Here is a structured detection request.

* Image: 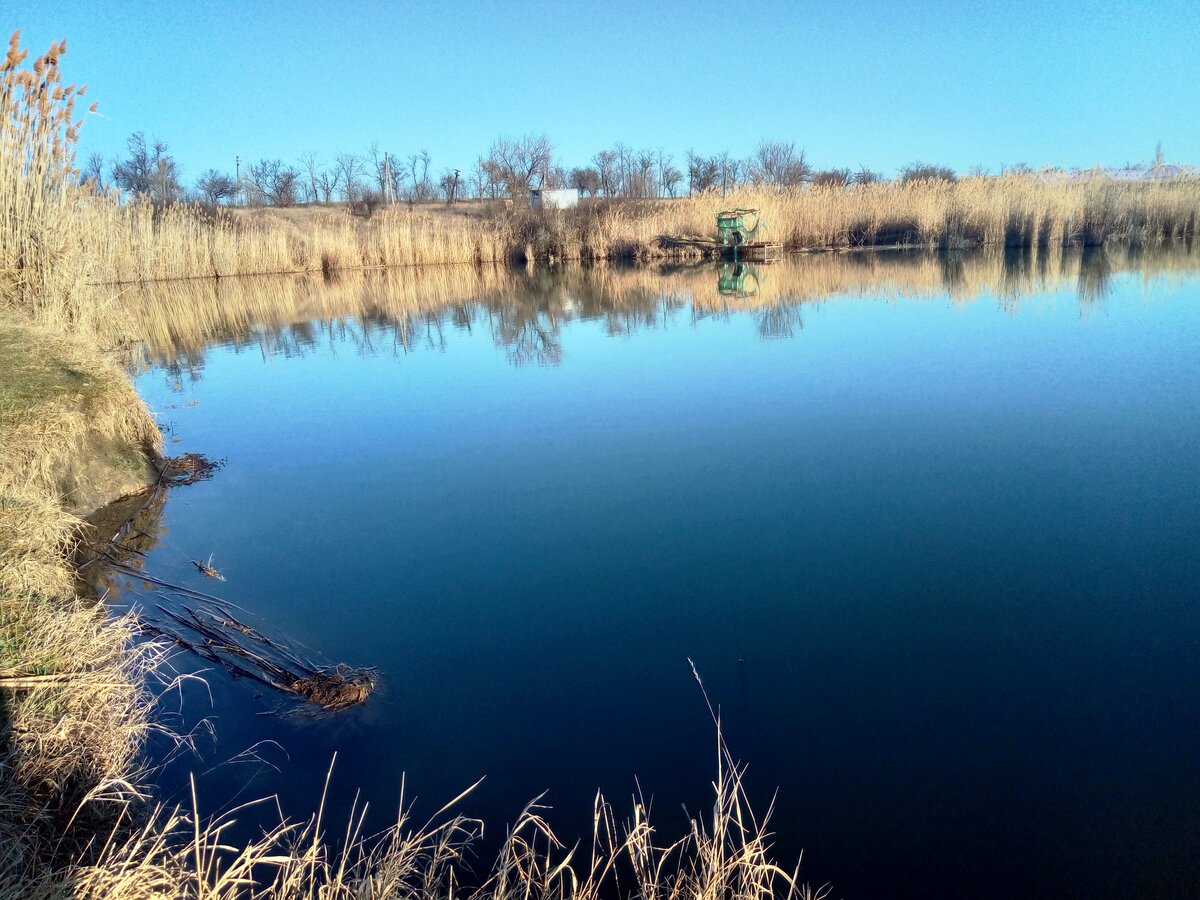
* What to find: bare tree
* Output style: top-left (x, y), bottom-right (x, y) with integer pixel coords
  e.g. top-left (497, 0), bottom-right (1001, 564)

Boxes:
top-left (113, 132), bottom-right (183, 203)
top-left (854, 166), bottom-right (882, 185)
top-left (405, 150), bottom-right (433, 201)
top-left (438, 168), bottom-right (461, 204)
top-left (655, 150), bottom-right (680, 198)
top-left (544, 164), bottom-right (568, 190)
top-left (630, 150), bottom-right (657, 197)
top-left (334, 153), bottom-right (365, 201)
top-left (661, 163), bottom-right (683, 197)
top-left (716, 152), bottom-right (742, 195)
top-left (367, 143), bottom-right (402, 201)
top-left (81, 151), bottom-right (108, 192)
top-left (593, 150), bottom-right (618, 197)
top-left (471, 156), bottom-right (494, 200)
top-left (368, 142), bottom-right (386, 194)
top-left (810, 168), bottom-right (851, 187)
top-left (314, 167), bottom-right (341, 203)
top-left (484, 134), bottom-right (553, 201)
top-left (298, 151), bottom-right (323, 203)
top-left (246, 159), bottom-right (300, 206)
top-left (613, 142), bottom-right (633, 196)
top-left (570, 166), bottom-right (601, 197)
top-left (686, 150), bottom-right (719, 194)
top-left (195, 169), bottom-right (239, 204)
top-left (898, 161), bottom-right (957, 183)
top-left (748, 140), bottom-right (810, 187)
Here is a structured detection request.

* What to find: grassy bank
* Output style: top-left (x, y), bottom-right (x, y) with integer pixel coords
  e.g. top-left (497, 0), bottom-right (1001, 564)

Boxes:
top-left (0, 31), bottom-right (165, 893)
top-left (0, 322), bottom-right (162, 890)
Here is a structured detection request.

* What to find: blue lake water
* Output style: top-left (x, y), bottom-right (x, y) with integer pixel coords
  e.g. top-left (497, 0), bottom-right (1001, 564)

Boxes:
top-left (120, 251), bottom-right (1200, 899)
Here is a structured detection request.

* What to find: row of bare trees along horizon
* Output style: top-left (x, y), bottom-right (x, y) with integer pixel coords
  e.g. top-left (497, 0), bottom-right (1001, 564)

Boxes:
top-left (82, 133), bottom-right (972, 208)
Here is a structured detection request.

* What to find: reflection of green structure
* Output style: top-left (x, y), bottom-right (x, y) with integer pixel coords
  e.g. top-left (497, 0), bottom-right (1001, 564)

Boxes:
top-left (717, 262), bottom-right (762, 299)
top-left (716, 208), bottom-right (765, 260)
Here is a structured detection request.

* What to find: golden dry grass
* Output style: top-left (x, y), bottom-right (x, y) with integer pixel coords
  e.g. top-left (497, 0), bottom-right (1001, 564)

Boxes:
top-left (2, 35), bottom-right (166, 888)
top-left (14, 715), bottom-right (828, 900)
top-left (0, 321), bottom-right (164, 889)
top-left (62, 176), bottom-right (1200, 288)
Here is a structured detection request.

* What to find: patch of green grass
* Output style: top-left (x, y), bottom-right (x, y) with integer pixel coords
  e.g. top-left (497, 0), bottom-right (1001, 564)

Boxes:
top-left (0, 324), bottom-right (102, 421)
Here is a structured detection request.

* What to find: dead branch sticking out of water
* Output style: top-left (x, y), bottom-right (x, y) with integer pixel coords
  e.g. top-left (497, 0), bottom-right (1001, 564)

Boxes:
top-left (146, 598), bottom-right (377, 712)
top-left (80, 462), bottom-right (375, 712)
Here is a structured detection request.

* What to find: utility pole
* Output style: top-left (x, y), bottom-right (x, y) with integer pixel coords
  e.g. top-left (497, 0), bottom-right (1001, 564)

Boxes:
top-left (383, 154), bottom-right (395, 203)
top-left (235, 156), bottom-right (241, 205)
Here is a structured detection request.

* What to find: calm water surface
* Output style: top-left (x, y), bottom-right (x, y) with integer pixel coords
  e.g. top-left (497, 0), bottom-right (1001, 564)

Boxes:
top-left (122, 252), bottom-right (1200, 899)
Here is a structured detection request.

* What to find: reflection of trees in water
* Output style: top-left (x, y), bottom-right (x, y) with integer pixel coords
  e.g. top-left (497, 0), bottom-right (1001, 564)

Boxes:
top-left (1077, 246), bottom-right (1113, 308)
top-left (756, 304), bottom-right (804, 339)
top-left (486, 305), bottom-right (563, 366)
top-left (128, 244), bottom-right (1200, 373)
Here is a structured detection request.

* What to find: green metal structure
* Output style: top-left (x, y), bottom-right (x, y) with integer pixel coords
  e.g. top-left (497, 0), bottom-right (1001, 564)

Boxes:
top-left (717, 262), bottom-right (761, 299)
top-left (716, 208), bottom-right (765, 259)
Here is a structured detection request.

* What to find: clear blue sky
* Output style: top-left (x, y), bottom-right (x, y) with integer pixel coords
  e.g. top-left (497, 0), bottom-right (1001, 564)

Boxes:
top-left (9, 0), bottom-right (1200, 183)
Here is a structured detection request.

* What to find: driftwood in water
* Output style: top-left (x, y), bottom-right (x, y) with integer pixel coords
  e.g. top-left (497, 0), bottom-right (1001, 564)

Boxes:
top-left (147, 600), bottom-right (377, 712)
top-left (190, 555), bottom-right (226, 581)
top-left (80, 453), bottom-right (375, 713)
top-left (156, 452), bottom-right (224, 487)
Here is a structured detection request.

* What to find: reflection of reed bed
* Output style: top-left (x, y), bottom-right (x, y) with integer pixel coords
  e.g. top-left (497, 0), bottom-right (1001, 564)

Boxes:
top-left (124, 245), bottom-right (1200, 366)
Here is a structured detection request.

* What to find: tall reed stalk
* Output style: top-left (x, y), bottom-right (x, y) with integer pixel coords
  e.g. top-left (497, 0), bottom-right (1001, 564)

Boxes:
top-left (0, 31), bottom-right (102, 327)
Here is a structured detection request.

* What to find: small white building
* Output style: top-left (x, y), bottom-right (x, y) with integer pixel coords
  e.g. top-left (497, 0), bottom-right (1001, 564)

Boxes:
top-left (530, 188), bottom-right (579, 210)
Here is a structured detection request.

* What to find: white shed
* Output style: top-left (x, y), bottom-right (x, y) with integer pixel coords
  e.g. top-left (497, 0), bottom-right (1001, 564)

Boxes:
top-left (530, 188), bottom-right (579, 210)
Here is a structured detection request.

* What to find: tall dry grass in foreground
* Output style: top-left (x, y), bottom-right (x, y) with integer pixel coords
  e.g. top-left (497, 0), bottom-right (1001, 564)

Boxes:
top-left (0, 323), bottom-right (163, 889)
top-left (23, 702), bottom-right (826, 900)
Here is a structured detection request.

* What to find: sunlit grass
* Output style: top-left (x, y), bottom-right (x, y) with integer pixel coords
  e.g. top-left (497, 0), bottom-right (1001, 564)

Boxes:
top-left (66, 176), bottom-right (1200, 287)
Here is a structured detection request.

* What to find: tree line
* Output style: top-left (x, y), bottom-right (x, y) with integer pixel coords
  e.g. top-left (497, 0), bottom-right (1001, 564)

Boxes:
top-left (82, 133), bottom-right (962, 207)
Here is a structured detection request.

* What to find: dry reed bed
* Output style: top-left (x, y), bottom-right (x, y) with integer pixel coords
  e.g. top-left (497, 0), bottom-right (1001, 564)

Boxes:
top-left (1, 34), bottom-right (166, 892)
top-left (24, 721), bottom-right (828, 900)
top-left (78, 201), bottom-right (514, 284)
top-left (73, 176), bottom-right (1200, 286)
